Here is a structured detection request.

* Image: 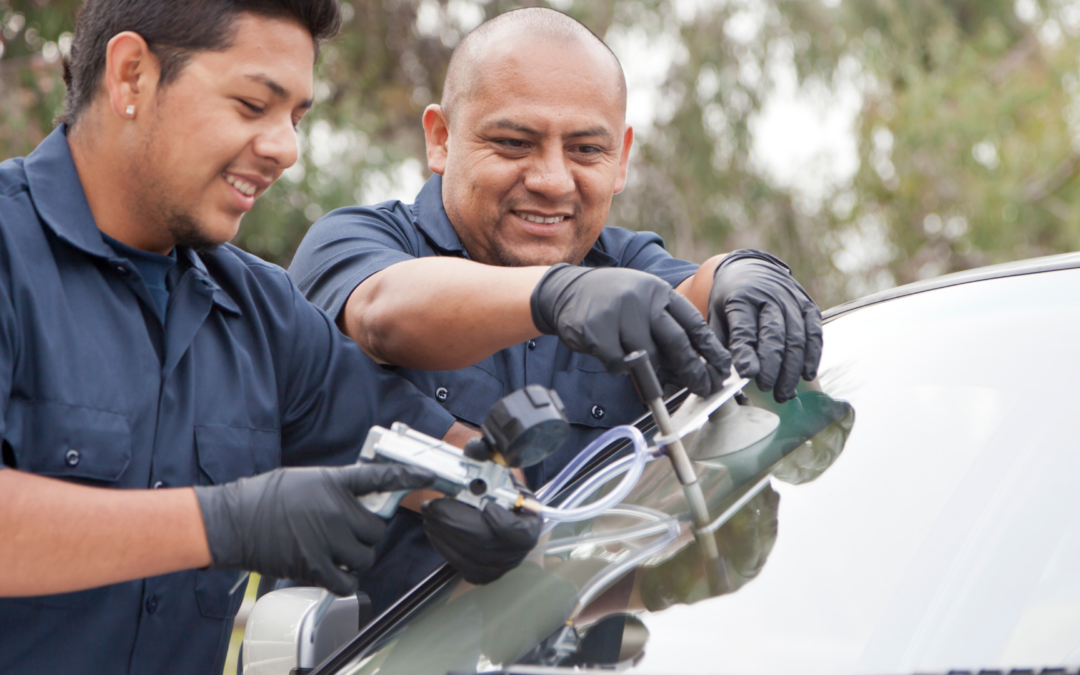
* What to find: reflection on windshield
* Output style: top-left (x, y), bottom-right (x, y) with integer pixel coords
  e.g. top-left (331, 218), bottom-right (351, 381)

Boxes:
top-left (638, 484), bottom-right (780, 611)
top-left (345, 388), bottom-right (855, 675)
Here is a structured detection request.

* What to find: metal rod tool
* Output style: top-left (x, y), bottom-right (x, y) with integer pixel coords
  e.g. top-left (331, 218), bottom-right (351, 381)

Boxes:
top-left (624, 351), bottom-right (719, 560)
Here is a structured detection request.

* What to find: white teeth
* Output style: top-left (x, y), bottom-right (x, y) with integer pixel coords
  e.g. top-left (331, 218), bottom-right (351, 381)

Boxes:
top-left (225, 174), bottom-right (257, 197)
top-left (518, 212), bottom-right (566, 225)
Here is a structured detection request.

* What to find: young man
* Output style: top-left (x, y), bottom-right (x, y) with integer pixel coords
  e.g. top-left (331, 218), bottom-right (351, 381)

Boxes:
top-left (290, 7), bottom-right (823, 614)
top-left (0, 2), bottom-right (537, 673)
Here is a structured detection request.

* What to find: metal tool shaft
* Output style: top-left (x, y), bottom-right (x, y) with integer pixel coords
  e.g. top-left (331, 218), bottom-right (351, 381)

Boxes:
top-left (624, 352), bottom-right (719, 559)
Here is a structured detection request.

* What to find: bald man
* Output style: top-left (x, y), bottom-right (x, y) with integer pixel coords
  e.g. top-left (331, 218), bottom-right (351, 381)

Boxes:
top-left (289, 8), bottom-right (821, 610)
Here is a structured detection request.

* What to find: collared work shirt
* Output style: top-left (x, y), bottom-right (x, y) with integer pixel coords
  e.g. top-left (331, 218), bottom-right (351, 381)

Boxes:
top-left (0, 128), bottom-right (455, 675)
top-left (289, 174), bottom-right (698, 611)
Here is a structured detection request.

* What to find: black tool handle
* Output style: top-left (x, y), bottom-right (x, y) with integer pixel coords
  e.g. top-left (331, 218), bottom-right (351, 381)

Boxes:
top-left (625, 350), bottom-right (663, 403)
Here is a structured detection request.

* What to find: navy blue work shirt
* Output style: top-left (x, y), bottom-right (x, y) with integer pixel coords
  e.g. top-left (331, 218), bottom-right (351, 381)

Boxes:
top-left (102, 232), bottom-right (176, 321)
top-left (0, 127), bottom-right (456, 675)
top-left (289, 174), bottom-right (698, 612)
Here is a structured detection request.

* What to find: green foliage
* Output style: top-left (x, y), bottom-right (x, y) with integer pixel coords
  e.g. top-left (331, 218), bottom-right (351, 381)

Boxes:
top-left (0, 0), bottom-right (78, 157)
top-left (4, 0), bottom-right (1080, 308)
top-left (795, 0), bottom-right (1080, 295)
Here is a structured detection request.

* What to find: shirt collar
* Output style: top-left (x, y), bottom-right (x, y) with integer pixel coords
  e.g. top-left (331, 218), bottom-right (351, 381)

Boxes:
top-left (24, 126), bottom-right (240, 315)
top-left (412, 172), bottom-right (620, 268)
top-left (582, 241), bottom-right (619, 268)
top-left (102, 231), bottom-right (177, 268)
top-left (23, 125), bottom-right (117, 261)
top-left (177, 247), bottom-right (242, 315)
top-left (413, 174), bottom-right (469, 257)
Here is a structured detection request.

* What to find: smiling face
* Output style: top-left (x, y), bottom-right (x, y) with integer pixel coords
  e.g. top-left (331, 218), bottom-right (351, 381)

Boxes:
top-left (427, 36), bottom-right (632, 267)
top-left (125, 13), bottom-right (314, 250)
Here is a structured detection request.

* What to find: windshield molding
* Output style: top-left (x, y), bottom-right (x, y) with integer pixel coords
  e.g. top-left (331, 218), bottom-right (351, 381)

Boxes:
top-left (823, 251), bottom-right (1080, 322)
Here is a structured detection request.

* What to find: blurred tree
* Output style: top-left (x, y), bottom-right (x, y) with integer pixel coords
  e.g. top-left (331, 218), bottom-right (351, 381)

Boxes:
top-left (0, 0), bottom-right (78, 159)
top-left (3, 0), bottom-right (1080, 308)
top-left (604, 0), bottom-right (1080, 301)
top-left (777, 0), bottom-right (1080, 297)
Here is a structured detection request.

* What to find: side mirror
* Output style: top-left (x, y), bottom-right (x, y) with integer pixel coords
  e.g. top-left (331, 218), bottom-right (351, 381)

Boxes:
top-left (242, 588), bottom-right (372, 675)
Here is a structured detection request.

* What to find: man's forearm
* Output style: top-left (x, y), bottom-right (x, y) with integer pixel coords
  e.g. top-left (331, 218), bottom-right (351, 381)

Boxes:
top-left (342, 258), bottom-right (548, 369)
top-left (0, 470), bottom-right (211, 596)
top-left (675, 254), bottom-right (725, 317)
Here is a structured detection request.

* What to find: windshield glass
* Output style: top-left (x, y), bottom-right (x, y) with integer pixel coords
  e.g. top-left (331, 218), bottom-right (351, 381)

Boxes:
top-left (338, 268), bottom-right (1080, 675)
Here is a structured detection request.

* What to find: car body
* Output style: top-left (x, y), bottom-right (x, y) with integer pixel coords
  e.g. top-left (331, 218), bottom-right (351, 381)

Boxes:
top-left (247, 252), bottom-right (1080, 675)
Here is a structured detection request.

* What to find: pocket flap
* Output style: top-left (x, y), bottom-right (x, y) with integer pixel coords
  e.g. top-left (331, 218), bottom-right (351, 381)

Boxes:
top-left (406, 363), bottom-right (506, 427)
top-left (8, 400), bottom-right (132, 483)
top-left (553, 369), bottom-right (647, 429)
top-left (195, 425), bottom-right (280, 485)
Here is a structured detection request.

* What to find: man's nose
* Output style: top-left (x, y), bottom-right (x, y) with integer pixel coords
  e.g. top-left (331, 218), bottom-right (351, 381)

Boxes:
top-left (523, 145), bottom-right (575, 199)
top-left (252, 117), bottom-right (300, 169)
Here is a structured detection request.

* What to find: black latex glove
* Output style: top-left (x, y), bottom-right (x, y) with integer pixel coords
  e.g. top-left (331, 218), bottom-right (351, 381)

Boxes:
top-left (531, 264), bottom-right (730, 398)
top-left (709, 250), bottom-right (823, 403)
top-left (194, 464), bottom-right (434, 596)
top-left (422, 498), bottom-right (542, 585)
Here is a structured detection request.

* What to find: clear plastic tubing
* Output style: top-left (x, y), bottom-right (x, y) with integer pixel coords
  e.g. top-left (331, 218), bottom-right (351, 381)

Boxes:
top-left (537, 425), bottom-right (650, 523)
top-left (536, 425), bottom-right (651, 504)
top-left (544, 505), bottom-right (676, 555)
top-left (570, 514), bottom-right (679, 618)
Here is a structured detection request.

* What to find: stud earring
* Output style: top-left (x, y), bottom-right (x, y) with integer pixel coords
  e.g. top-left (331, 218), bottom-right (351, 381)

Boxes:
top-left (125, 105), bottom-right (135, 116)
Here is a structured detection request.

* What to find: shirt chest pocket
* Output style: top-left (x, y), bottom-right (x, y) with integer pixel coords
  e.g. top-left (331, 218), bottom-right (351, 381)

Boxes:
top-left (551, 355), bottom-right (647, 429)
top-left (6, 399), bottom-right (132, 484)
top-left (193, 424), bottom-right (280, 620)
top-left (194, 424), bottom-right (281, 485)
top-left (402, 361), bottom-right (506, 428)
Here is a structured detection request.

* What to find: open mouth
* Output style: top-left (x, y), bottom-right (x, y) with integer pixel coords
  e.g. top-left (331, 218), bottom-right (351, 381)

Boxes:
top-left (224, 174), bottom-right (258, 197)
top-left (514, 211), bottom-right (569, 225)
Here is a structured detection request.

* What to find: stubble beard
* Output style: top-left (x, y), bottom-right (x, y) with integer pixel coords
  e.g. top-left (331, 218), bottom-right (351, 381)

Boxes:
top-left (445, 187), bottom-right (598, 267)
top-left (131, 117), bottom-right (223, 254)
top-left (488, 237), bottom-right (575, 267)
top-left (131, 177), bottom-right (223, 254)
top-left (165, 209), bottom-right (222, 254)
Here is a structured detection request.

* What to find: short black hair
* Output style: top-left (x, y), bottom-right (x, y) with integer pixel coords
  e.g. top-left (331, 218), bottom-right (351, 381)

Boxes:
top-left (59, 0), bottom-right (341, 126)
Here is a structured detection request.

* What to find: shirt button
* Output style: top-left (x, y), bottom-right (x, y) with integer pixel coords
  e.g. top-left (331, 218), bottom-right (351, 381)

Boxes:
top-left (64, 449), bottom-right (80, 467)
top-left (152, 480), bottom-right (165, 489)
top-left (114, 265), bottom-right (130, 276)
top-left (527, 340), bottom-right (537, 350)
top-left (591, 405), bottom-right (605, 420)
top-left (435, 387), bottom-right (449, 402)
top-left (145, 595), bottom-right (159, 615)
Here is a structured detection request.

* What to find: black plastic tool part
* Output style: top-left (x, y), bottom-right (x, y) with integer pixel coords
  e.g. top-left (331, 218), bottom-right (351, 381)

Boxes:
top-left (624, 350), bottom-right (663, 403)
top-left (463, 437), bottom-right (491, 462)
top-left (480, 385), bottom-right (569, 468)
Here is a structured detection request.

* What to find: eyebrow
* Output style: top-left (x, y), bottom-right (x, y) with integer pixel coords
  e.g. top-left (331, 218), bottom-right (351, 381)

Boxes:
top-left (244, 73), bottom-right (313, 109)
top-left (494, 119), bottom-right (614, 141)
top-left (567, 126), bottom-right (614, 141)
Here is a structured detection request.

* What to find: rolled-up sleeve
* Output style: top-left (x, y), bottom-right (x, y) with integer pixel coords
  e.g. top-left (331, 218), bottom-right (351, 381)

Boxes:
top-left (596, 227), bottom-right (700, 288)
top-left (289, 202), bottom-right (422, 320)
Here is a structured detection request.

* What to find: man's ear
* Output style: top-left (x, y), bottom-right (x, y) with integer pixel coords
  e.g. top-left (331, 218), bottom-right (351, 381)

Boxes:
top-left (613, 125), bottom-right (634, 194)
top-left (104, 31), bottom-right (160, 121)
top-left (423, 104), bottom-right (450, 175)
